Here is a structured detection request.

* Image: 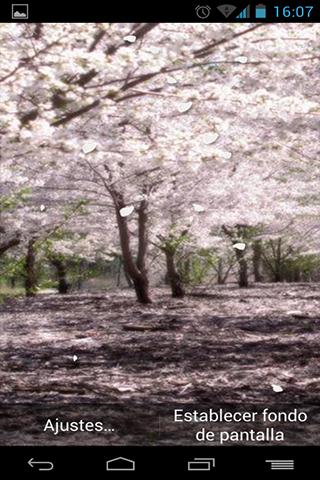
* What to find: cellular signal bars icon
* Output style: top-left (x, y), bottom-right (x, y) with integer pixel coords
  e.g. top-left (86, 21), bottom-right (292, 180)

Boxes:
top-left (236, 5), bottom-right (250, 19)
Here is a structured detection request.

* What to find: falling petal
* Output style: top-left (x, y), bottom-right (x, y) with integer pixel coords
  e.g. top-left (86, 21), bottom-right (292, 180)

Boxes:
top-left (82, 141), bottom-right (97, 154)
top-left (73, 355), bottom-right (78, 362)
top-left (233, 242), bottom-right (246, 251)
top-left (117, 385), bottom-right (136, 393)
top-left (40, 204), bottom-right (46, 212)
top-left (120, 205), bottom-right (135, 217)
top-left (235, 56), bottom-right (248, 64)
top-left (192, 203), bottom-right (205, 213)
top-left (178, 101), bottom-right (193, 113)
top-left (271, 384), bottom-right (284, 393)
top-left (202, 132), bottom-right (219, 145)
top-left (124, 35), bottom-right (136, 43)
top-left (220, 150), bottom-right (232, 159)
top-left (167, 76), bottom-right (178, 85)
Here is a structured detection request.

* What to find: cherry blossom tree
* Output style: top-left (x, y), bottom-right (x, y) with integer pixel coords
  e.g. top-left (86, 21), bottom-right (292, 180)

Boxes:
top-left (1, 22), bottom-right (320, 301)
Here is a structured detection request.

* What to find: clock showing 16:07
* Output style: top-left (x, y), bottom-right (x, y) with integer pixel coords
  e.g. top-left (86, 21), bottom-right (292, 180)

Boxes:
top-left (274, 5), bottom-right (314, 18)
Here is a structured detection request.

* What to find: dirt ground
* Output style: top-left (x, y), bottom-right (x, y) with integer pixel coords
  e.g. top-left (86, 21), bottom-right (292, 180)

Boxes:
top-left (1, 283), bottom-right (320, 445)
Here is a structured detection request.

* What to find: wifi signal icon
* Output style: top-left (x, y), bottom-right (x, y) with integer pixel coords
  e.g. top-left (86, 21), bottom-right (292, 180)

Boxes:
top-left (217, 4), bottom-right (237, 18)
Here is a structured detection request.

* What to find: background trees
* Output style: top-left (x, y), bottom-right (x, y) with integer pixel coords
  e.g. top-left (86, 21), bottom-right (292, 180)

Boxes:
top-left (1, 22), bottom-right (320, 302)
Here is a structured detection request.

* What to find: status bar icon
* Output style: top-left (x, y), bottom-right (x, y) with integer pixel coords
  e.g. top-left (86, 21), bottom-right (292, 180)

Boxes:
top-left (217, 4), bottom-right (237, 18)
top-left (195, 5), bottom-right (212, 19)
top-left (12, 4), bottom-right (29, 20)
top-left (255, 4), bottom-right (267, 19)
top-left (236, 5), bottom-right (250, 19)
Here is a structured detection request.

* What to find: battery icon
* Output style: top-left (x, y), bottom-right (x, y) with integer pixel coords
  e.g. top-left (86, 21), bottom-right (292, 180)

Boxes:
top-left (255, 4), bottom-right (266, 18)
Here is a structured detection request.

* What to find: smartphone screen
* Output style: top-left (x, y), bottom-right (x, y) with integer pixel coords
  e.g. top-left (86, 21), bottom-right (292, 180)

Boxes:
top-left (0, 1), bottom-right (319, 476)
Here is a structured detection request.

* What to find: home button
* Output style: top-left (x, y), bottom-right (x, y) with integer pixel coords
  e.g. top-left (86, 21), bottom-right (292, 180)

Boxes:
top-left (106, 457), bottom-right (135, 471)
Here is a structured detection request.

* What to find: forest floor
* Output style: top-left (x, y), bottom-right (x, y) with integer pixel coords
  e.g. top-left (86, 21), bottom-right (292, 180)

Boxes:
top-left (1, 283), bottom-right (320, 445)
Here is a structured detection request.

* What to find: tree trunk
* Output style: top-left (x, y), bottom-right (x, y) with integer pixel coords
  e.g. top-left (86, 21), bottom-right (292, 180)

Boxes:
top-left (135, 199), bottom-right (152, 303)
top-left (274, 238), bottom-right (284, 282)
top-left (76, 260), bottom-right (85, 290)
top-left (252, 240), bottom-right (263, 283)
top-left (165, 249), bottom-right (185, 298)
top-left (217, 258), bottom-right (224, 285)
top-left (76, 277), bottom-right (83, 290)
top-left (132, 274), bottom-right (151, 303)
top-left (49, 256), bottom-right (69, 294)
top-left (235, 250), bottom-right (249, 288)
top-left (25, 239), bottom-right (37, 297)
top-left (293, 267), bottom-right (301, 283)
top-left (222, 224), bottom-right (249, 288)
top-left (274, 270), bottom-right (283, 282)
top-left (114, 192), bottom-right (152, 304)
